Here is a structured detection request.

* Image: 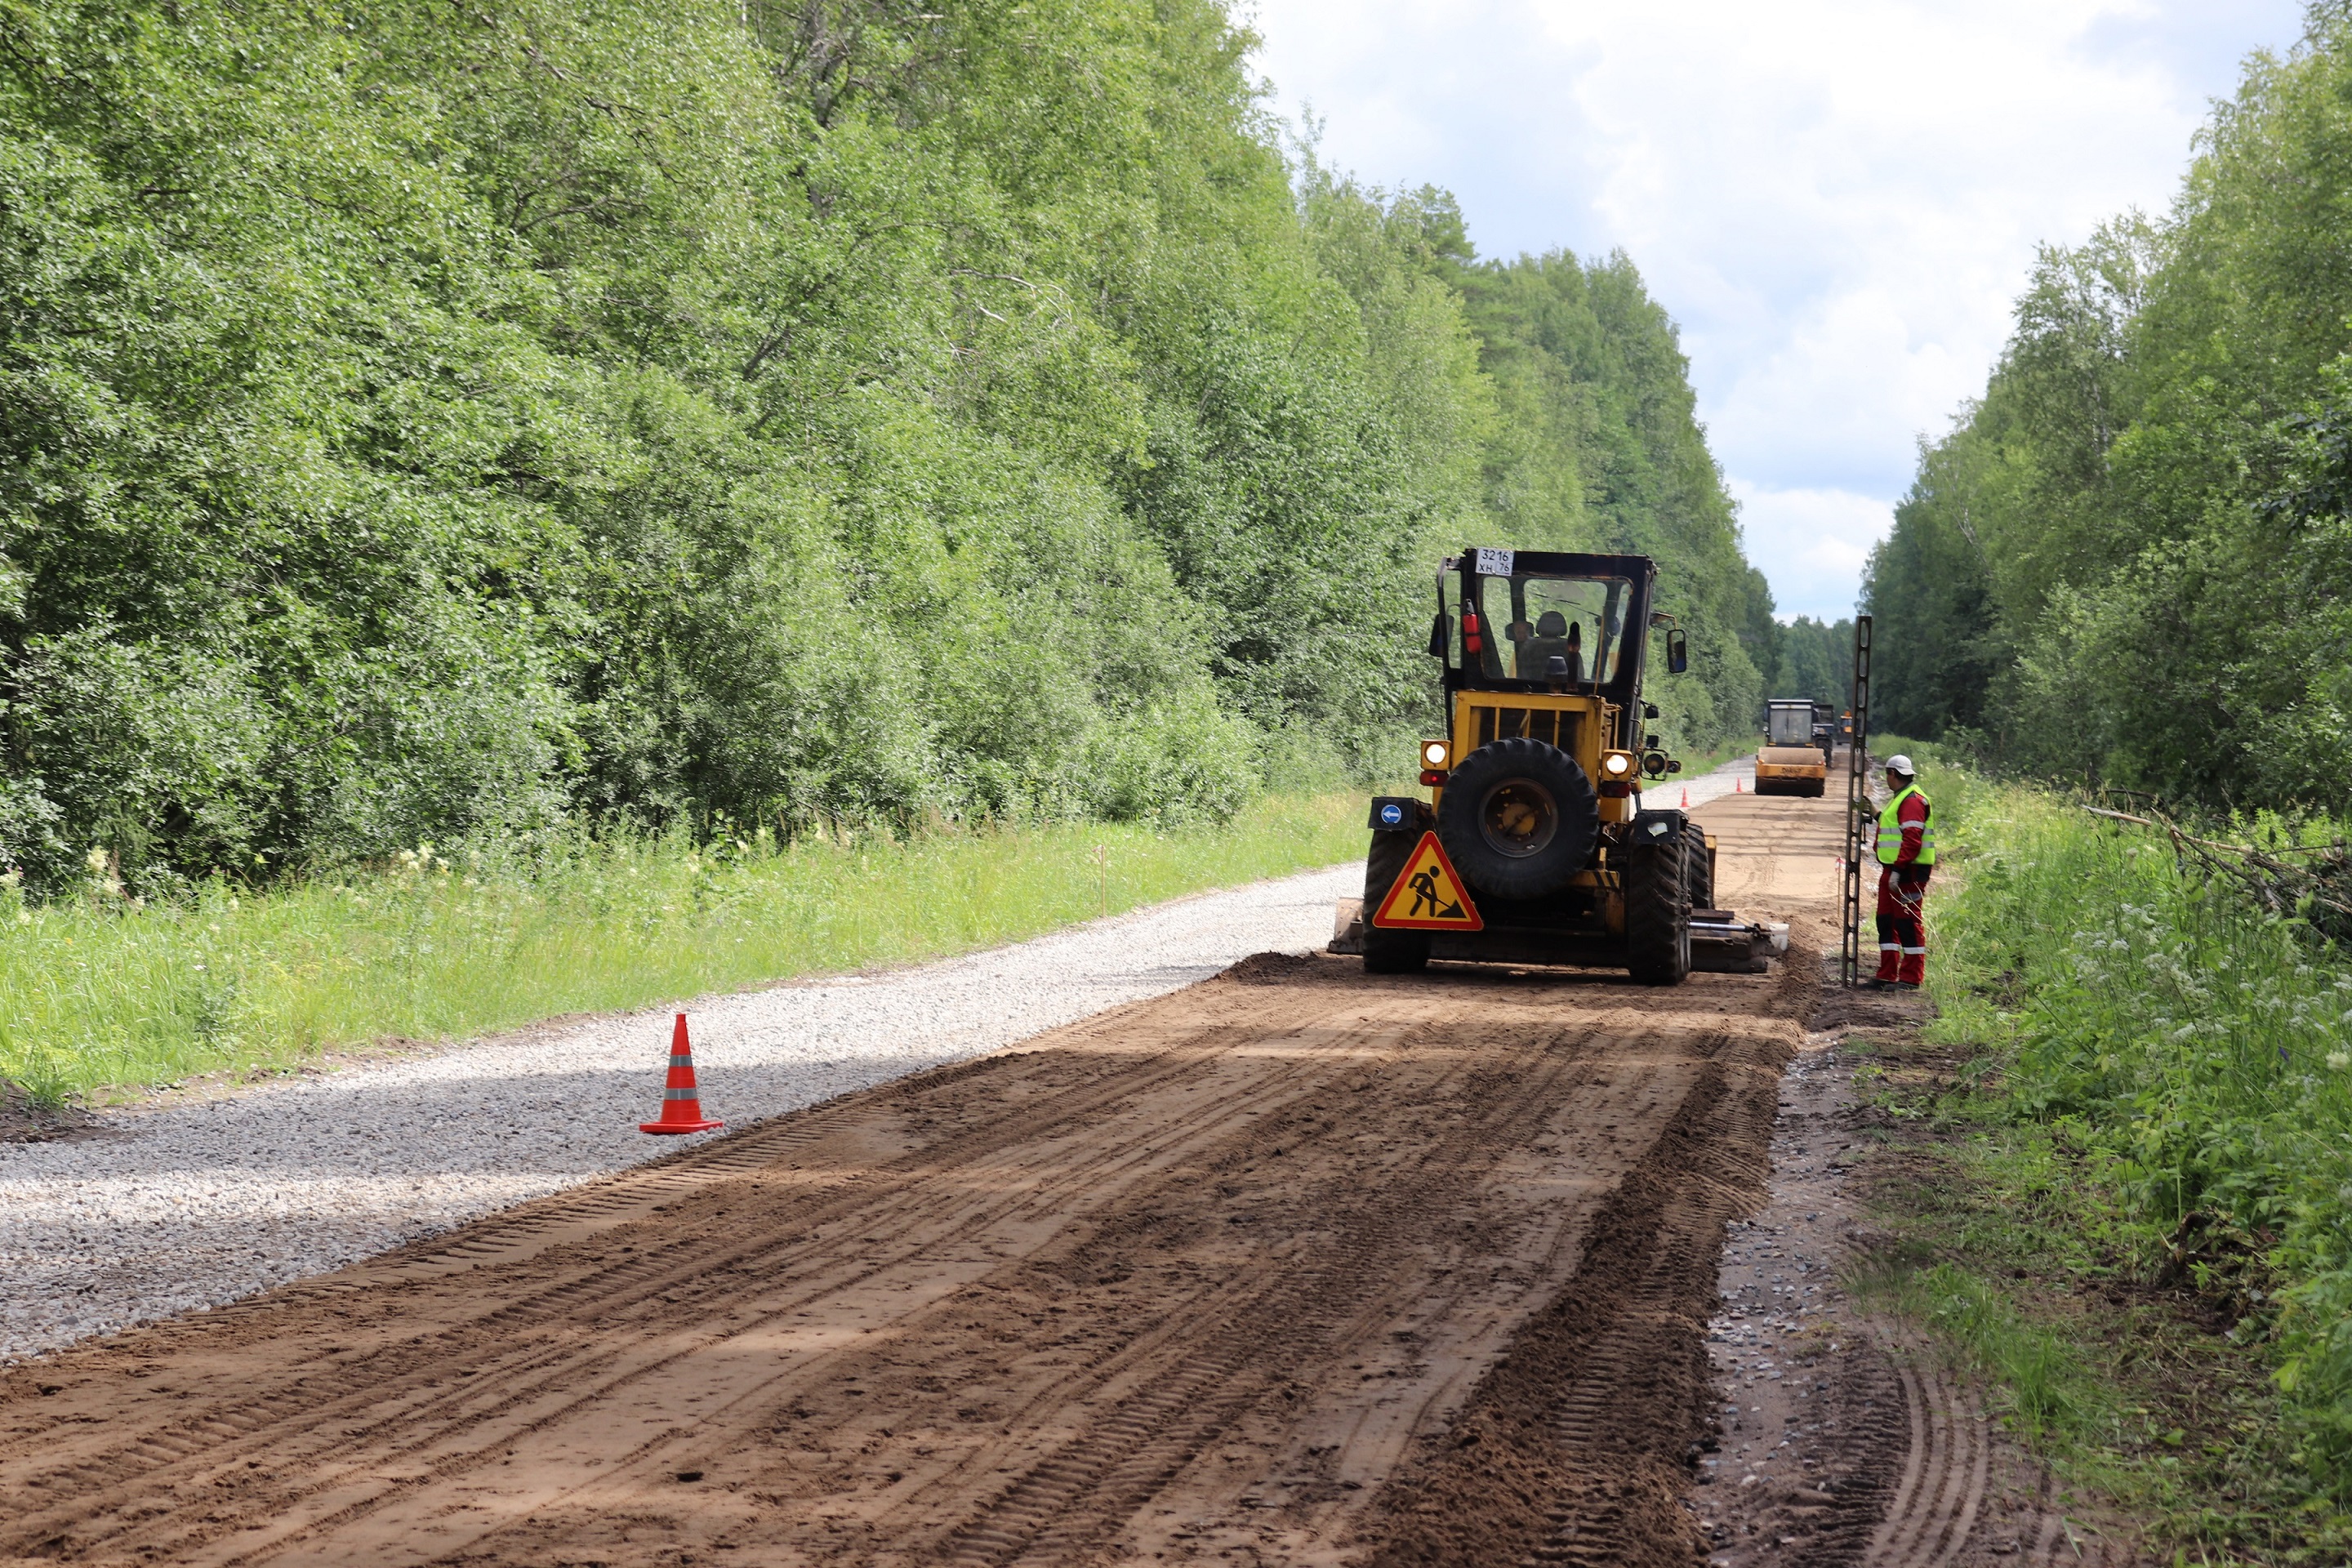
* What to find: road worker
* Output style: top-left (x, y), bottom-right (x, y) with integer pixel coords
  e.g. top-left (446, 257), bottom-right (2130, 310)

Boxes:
top-left (1871, 755), bottom-right (1933, 988)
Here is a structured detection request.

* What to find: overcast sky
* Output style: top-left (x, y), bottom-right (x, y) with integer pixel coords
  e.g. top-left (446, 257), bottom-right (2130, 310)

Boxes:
top-left (1245, 0), bottom-right (2310, 620)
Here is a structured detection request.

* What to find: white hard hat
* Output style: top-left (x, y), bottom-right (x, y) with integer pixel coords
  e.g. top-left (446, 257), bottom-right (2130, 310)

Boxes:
top-left (1885, 754), bottom-right (1915, 776)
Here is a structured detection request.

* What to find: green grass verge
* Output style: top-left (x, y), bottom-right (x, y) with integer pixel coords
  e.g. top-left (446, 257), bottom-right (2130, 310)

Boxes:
top-left (1848, 1045), bottom-right (2351, 1562)
top-left (1842, 756), bottom-right (2352, 1562)
top-left (1, 793), bottom-right (1370, 1107)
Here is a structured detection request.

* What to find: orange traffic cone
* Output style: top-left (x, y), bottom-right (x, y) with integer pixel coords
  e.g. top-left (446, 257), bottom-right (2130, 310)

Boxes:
top-left (1735, 777), bottom-right (1744, 793)
top-left (1680, 787), bottom-right (1690, 808)
top-left (640, 1013), bottom-right (724, 1135)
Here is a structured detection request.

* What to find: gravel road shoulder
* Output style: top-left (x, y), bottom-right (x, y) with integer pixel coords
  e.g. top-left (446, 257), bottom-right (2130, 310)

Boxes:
top-left (0, 863), bottom-right (1358, 1362)
top-left (1687, 786), bottom-right (2146, 1568)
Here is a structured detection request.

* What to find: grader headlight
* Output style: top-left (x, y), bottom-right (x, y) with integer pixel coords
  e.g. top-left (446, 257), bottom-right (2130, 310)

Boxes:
top-left (1601, 751), bottom-right (1633, 777)
top-left (1420, 739), bottom-right (1451, 770)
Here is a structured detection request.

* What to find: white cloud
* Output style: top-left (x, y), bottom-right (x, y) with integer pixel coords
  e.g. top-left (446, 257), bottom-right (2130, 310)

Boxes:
top-left (1245, 0), bottom-right (2305, 617)
top-left (1728, 481), bottom-right (1892, 621)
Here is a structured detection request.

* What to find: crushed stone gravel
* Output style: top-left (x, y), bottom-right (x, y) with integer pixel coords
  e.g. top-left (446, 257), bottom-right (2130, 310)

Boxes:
top-left (1, 863), bottom-right (1358, 1363)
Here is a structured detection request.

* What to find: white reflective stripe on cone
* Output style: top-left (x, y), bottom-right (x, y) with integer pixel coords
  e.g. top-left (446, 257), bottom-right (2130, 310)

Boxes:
top-left (663, 1087), bottom-right (700, 1099)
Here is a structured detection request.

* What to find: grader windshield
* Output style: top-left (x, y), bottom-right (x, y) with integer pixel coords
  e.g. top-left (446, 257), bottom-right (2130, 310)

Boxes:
top-left (1463, 572), bottom-right (1632, 686)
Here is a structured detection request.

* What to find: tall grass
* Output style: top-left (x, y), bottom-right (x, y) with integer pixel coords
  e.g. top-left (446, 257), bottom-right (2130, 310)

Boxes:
top-left (1926, 766), bottom-right (2352, 1496)
top-left (0, 794), bottom-right (1369, 1107)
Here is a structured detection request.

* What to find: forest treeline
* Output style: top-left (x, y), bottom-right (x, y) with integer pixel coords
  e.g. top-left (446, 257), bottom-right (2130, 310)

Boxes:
top-left (1764, 616), bottom-right (1853, 710)
top-left (0, 0), bottom-right (1779, 892)
top-left (1865, 2), bottom-right (2352, 814)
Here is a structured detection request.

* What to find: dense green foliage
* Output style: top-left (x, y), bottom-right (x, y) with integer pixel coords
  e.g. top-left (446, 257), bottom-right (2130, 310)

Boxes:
top-left (1864, 3), bottom-right (2352, 815)
top-left (1928, 765), bottom-right (2352, 1510)
top-left (0, 0), bottom-right (1768, 893)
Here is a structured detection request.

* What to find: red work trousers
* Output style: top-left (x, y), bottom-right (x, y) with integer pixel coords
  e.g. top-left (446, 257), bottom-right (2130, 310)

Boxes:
top-left (1874, 866), bottom-right (1931, 984)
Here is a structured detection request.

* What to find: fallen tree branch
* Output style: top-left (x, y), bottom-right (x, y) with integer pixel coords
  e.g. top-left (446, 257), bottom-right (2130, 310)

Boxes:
top-left (2082, 805), bottom-right (2352, 940)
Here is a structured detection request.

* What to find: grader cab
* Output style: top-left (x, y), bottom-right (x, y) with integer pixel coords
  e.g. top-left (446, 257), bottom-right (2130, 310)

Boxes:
top-left (1333, 547), bottom-right (1772, 982)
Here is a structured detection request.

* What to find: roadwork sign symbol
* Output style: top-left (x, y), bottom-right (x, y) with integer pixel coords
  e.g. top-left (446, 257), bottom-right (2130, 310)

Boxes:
top-left (1370, 832), bottom-right (1485, 931)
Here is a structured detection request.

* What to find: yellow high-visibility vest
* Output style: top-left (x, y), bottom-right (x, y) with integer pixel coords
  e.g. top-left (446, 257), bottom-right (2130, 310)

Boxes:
top-left (1876, 783), bottom-right (1935, 867)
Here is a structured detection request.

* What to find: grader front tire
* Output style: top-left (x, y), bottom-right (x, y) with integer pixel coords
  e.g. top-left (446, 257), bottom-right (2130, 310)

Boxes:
top-left (1624, 822), bottom-right (1692, 986)
top-left (1361, 829), bottom-right (1431, 974)
top-left (1682, 822), bottom-right (1714, 911)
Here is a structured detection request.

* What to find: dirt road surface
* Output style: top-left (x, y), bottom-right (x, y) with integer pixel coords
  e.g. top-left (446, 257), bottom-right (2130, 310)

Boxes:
top-left (3, 795), bottom-right (1867, 1566)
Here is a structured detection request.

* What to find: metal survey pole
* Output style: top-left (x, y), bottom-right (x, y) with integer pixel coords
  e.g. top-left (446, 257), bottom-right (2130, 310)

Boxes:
top-left (1841, 614), bottom-right (1873, 987)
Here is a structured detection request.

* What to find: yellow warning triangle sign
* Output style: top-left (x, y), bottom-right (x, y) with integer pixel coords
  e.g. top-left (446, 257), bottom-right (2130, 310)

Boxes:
top-left (1370, 831), bottom-right (1484, 931)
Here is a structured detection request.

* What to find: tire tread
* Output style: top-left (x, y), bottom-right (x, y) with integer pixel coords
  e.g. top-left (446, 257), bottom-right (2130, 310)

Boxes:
top-left (1624, 817), bottom-right (1691, 985)
top-left (1361, 820), bottom-right (1432, 973)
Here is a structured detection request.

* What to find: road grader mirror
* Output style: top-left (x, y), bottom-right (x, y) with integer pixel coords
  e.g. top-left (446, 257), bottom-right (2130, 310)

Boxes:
top-left (1666, 629), bottom-right (1689, 674)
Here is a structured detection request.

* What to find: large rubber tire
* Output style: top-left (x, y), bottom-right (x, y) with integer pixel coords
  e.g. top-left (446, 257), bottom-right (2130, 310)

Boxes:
top-left (1436, 737), bottom-right (1600, 900)
top-left (1682, 822), bottom-right (1714, 911)
top-left (1624, 816), bottom-right (1692, 985)
top-left (1364, 826), bottom-right (1414, 907)
top-left (1361, 828), bottom-right (1431, 974)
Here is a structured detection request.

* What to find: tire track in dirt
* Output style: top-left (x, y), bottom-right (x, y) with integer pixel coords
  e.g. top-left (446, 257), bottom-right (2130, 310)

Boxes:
top-left (1862, 1305), bottom-right (2139, 1568)
top-left (313, 1001), bottom-right (1599, 1561)
top-left (923, 1024), bottom-right (1623, 1566)
top-left (482, 997), bottom-right (1677, 1566)
top-left (2, 1009), bottom-right (1293, 1535)
top-left (1348, 1035), bottom-right (1788, 1568)
top-left (1871, 1330), bottom-right (1990, 1568)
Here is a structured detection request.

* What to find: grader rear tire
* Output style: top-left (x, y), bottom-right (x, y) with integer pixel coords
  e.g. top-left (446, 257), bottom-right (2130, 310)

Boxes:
top-left (1625, 818), bottom-right (1692, 986)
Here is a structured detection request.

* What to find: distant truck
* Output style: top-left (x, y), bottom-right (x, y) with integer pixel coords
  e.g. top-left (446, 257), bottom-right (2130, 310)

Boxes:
top-left (1754, 699), bottom-right (1831, 797)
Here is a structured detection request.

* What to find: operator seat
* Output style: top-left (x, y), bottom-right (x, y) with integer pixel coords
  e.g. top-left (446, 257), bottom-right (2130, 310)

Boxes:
top-left (1519, 611), bottom-right (1583, 683)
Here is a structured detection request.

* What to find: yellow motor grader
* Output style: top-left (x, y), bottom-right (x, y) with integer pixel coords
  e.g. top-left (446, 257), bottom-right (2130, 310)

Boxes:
top-left (1333, 547), bottom-right (1771, 982)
